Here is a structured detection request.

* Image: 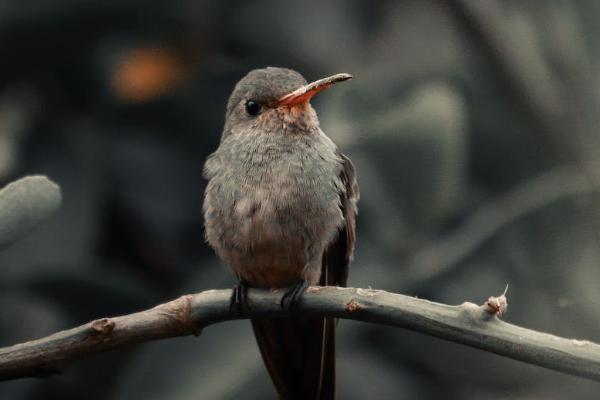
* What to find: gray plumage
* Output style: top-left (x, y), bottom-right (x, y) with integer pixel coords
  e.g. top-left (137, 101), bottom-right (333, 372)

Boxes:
top-left (203, 67), bottom-right (356, 288)
top-left (202, 67), bottom-right (358, 400)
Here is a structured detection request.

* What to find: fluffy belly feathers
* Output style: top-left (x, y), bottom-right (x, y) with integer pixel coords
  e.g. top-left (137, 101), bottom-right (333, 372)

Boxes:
top-left (204, 180), bottom-right (342, 287)
top-left (203, 130), bottom-right (345, 287)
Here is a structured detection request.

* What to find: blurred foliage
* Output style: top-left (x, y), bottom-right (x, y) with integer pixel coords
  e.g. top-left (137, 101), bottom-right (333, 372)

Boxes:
top-left (2, 1), bottom-right (600, 399)
top-left (0, 176), bottom-right (61, 250)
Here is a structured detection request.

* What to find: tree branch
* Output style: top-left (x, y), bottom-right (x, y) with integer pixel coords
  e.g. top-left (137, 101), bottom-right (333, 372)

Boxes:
top-left (1, 287), bottom-right (599, 382)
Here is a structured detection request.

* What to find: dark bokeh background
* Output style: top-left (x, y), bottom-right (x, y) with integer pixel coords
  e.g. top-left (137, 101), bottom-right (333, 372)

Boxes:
top-left (2, 0), bottom-right (600, 398)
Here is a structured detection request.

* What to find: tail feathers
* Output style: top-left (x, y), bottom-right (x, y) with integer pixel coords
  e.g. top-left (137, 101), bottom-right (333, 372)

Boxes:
top-left (252, 317), bottom-right (335, 400)
top-left (319, 317), bottom-right (336, 399)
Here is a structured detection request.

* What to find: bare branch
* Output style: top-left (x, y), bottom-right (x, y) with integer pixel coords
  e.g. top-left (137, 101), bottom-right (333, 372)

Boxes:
top-left (1, 287), bottom-right (600, 382)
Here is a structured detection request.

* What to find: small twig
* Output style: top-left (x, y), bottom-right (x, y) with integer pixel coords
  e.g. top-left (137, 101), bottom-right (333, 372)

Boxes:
top-left (1, 286), bottom-right (600, 382)
top-left (484, 284), bottom-right (508, 316)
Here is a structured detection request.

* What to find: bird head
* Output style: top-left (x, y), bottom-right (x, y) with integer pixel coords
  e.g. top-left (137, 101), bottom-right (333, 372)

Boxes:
top-left (223, 67), bottom-right (352, 137)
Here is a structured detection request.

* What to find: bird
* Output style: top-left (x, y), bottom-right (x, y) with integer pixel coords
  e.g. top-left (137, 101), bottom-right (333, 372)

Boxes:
top-left (202, 67), bottom-right (358, 399)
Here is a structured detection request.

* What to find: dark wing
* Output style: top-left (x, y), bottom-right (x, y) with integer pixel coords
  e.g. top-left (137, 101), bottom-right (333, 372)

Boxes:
top-left (317, 153), bottom-right (359, 399)
top-left (322, 152), bottom-right (359, 287)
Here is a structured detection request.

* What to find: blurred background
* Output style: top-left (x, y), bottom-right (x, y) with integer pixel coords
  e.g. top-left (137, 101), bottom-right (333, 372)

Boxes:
top-left (2, 0), bottom-right (600, 398)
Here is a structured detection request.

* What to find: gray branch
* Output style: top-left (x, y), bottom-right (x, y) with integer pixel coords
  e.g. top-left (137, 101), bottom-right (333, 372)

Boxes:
top-left (0, 175), bottom-right (61, 250)
top-left (1, 287), bottom-right (599, 382)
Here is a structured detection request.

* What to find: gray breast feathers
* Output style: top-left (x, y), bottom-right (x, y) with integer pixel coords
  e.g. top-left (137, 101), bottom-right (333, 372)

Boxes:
top-left (202, 129), bottom-right (346, 283)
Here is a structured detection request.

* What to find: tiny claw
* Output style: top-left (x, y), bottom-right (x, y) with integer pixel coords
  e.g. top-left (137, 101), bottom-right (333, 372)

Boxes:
top-left (230, 281), bottom-right (249, 314)
top-left (281, 281), bottom-right (309, 314)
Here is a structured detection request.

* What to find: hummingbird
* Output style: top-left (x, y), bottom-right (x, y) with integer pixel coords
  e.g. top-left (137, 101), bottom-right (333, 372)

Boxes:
top-left (203, 67), bottom-right (358, 399)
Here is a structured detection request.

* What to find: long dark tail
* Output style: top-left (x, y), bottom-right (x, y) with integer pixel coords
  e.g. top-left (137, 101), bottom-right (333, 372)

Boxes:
top-left (252, 316), bottom-right (336, 400)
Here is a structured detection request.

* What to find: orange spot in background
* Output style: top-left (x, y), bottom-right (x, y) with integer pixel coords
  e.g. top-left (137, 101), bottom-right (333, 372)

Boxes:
top-left (110, 47), bottom-right (186, 103)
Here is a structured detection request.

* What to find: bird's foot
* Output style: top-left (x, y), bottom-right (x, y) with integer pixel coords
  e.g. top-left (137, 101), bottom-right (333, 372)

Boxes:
top-left (281, 280), bottom-right (309, 314)
top-left (230, 280), bottom-right (249, 314)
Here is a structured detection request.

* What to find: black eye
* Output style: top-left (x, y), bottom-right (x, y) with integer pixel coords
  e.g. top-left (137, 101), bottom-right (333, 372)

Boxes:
top-left (245, 100), bottom-right (261, 116)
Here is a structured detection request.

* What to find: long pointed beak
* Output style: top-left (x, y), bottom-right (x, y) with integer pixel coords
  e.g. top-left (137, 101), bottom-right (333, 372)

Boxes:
top-left (278, 73), bottom-right (352, 107)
